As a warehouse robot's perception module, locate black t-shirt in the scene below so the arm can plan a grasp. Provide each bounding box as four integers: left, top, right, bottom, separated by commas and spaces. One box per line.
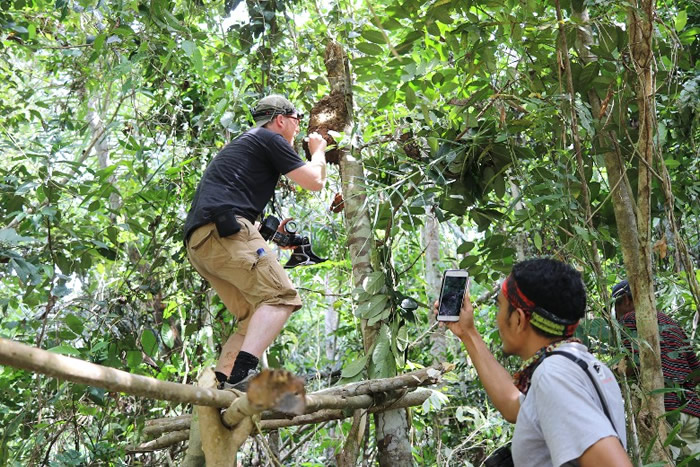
183, 127, 305, 241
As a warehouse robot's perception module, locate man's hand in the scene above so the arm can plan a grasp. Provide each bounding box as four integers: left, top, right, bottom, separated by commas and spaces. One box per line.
433, 291, 476, 339
277, 218, 296, 250
307, 132, 327, 155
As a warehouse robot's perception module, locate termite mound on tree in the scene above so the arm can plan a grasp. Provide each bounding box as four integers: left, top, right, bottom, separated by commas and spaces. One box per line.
302, 91, 348, 164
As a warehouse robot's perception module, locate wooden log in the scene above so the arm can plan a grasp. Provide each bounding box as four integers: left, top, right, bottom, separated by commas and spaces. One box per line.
125, 430, 190, 453
314, 362, 453, 397
196, 369, 250, 467
181, 407, 205, 467
0, 338, 235, 408
145, 414, 191, 428
143, 364, 453, 436
259, 388, 433, 430
145, 417, 192, 437
131, 388, 435, 452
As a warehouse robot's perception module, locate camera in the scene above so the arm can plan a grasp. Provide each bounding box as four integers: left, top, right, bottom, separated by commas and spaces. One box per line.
258, 216, 326, 268
258, 216, 307, 247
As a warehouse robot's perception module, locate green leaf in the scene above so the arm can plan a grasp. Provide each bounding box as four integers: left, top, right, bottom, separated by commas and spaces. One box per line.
368, 308, 391, 326
141, 329, 158, 357
192, 47, 204, 76
182, 40, 196, 57
355, 294, 389, 318
0, 228, 35, 244
370, 324, 395, 378
675, 10, 687, 32
576, 63, 599, 92
396, 325, 409, 351
404, 84, 416, 110
357, 42, 384, 56
361, 29, 386, 44
64, 314, 84, 335
341, 355, 368, 378
92, 34, 106, 53
126, 350, 142, 369
457, 241, 474, 254
534, 232, 542, 251
377, 90, 395, 108
664, 159, 680, 170
362, 271, 385, 294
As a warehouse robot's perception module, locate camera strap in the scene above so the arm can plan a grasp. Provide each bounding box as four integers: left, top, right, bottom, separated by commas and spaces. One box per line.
544, 351, 620, 439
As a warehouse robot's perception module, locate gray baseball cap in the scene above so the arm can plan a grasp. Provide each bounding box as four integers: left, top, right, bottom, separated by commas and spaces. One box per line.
252, 95, 299, 127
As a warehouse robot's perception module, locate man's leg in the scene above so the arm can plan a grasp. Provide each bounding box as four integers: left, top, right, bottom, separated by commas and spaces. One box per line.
214, 303, 291, 374
240, 304, 294, 357
215, 332, 245, 376
226, 304, 294, 385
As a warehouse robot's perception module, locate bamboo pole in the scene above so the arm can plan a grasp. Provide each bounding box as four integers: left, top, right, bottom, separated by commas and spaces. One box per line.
0, 337, 235, 408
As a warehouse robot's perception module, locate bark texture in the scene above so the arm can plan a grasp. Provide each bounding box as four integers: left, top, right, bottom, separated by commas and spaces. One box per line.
322, 40, 413, 466
0, 337, 235, 407
626, 2, 669, 460
572, 1, 669, 461
422, 206, 447, 358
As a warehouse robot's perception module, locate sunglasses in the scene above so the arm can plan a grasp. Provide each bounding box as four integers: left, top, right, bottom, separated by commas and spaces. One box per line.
283, 113, 303, 122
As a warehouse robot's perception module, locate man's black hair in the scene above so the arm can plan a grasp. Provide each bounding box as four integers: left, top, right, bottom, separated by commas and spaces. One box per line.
510, 258, 587, 338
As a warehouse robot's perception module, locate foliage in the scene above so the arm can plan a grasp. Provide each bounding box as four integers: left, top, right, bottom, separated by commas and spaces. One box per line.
0, 0, 698, 464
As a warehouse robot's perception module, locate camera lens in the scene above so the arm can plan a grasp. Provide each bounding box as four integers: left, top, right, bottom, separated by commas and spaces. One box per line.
284, 221, 298, 234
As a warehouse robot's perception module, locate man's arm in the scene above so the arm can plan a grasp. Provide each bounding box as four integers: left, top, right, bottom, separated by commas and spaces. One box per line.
579, 436, 632, 466
286, 133, 327, 191
436, 297, 521, 422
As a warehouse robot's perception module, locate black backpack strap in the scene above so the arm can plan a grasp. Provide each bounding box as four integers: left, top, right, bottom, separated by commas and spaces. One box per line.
545, 350, 619, 437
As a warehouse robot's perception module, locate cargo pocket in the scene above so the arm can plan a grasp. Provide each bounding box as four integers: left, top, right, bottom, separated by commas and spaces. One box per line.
254, 254, 287, 297
189, 225, 215, 251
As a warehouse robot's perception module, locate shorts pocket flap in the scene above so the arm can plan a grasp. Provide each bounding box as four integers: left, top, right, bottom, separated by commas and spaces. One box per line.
189, 225, 215, 250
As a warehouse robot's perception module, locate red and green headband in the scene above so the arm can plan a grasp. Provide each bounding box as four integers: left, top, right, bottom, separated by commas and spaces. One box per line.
501, 274, 580, 337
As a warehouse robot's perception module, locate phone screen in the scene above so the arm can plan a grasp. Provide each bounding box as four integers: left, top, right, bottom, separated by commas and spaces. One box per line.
439, 274, 469, 317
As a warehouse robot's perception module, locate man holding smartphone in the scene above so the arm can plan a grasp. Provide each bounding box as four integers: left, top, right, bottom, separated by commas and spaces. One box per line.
184, 95, 328, 389
436, 258, 630, 466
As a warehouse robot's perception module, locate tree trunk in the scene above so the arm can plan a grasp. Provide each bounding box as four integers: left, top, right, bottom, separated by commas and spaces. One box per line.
422, 206, 447, 359
626, 2, 669, 460
571, 2, 668, 460
323, 41, 413, 466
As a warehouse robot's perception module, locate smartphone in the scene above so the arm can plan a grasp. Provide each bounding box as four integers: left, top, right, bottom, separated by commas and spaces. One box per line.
437, 269, 469, 322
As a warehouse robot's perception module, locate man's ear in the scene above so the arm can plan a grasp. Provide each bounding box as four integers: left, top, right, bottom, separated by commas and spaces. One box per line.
513, 308, 527, 330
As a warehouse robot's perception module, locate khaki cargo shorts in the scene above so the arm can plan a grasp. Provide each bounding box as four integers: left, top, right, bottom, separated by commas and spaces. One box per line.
186, 217, 302, 335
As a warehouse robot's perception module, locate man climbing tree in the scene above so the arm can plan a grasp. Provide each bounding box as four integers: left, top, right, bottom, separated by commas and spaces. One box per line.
183, 95, 328, 389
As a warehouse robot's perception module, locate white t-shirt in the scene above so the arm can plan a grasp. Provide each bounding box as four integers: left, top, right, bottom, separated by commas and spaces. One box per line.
511, 342, 627, 466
